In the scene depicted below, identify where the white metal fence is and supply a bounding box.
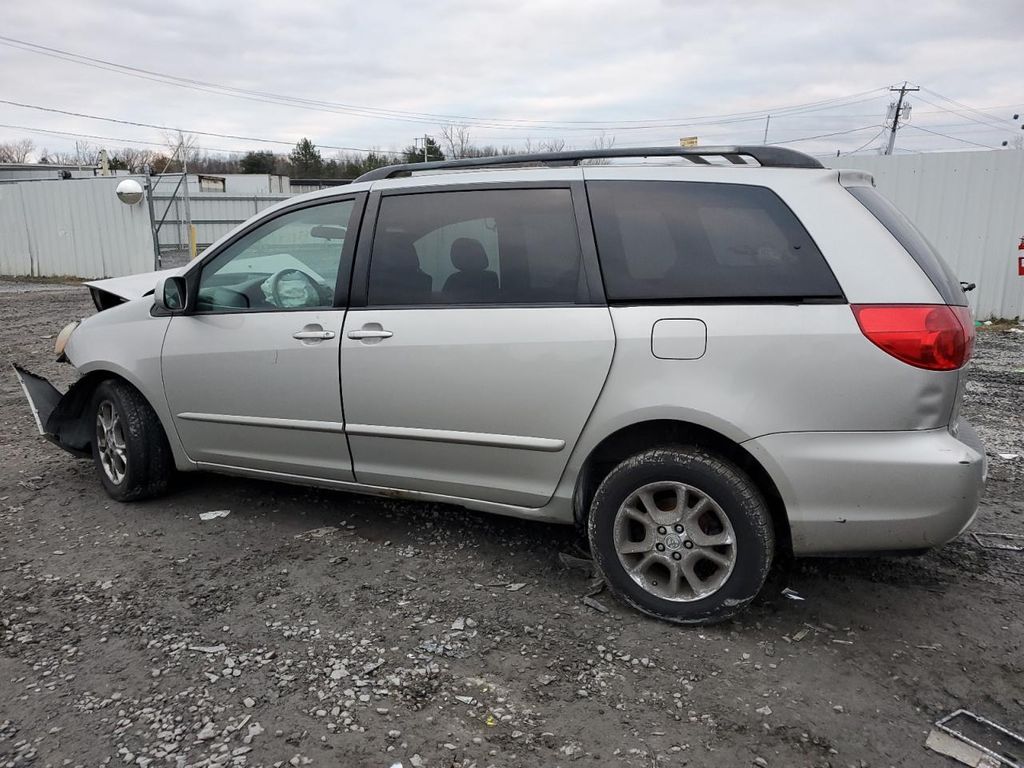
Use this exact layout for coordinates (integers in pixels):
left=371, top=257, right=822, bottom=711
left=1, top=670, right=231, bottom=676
left=829, top=150, right=1024, bottom=319
left=0, top=176, right=155, bottom=278
left=151, top=193, right=291, bottom=252
left=2, top=154, right=1023, bottom=316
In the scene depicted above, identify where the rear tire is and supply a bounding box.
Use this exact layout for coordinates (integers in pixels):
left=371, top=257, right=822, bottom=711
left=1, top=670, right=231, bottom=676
left=90, top=379, right=174, bottom=502
left=587, top=445, right=773, bottom=625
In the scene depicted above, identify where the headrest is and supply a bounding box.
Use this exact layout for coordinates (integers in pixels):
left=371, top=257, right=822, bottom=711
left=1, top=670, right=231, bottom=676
left=377, top=237, right=421, bottom=269
left=450, top=238, right=488, bottom=272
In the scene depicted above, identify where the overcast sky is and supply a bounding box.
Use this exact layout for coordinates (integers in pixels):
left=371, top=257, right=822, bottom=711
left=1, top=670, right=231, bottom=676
left=2, top=0, right=1022, bottom=161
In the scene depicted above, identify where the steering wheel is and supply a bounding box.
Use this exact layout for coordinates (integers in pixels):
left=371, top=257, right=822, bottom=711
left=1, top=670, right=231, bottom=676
left=268, top=268, right=323, bottom=308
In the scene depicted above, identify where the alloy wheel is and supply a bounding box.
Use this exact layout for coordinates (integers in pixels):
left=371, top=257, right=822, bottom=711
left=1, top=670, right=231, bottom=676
left=612, top=481, right=737, bottom=601
left=95, top=399, right=128, bottom=485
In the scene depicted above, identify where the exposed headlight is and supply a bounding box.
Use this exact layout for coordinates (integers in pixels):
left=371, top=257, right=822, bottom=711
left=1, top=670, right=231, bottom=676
left=54, top=321, right=80, bottom=360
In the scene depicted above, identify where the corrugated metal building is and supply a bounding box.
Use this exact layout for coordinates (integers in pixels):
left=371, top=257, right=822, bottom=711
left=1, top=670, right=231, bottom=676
left=178, top=173, right=290, bottom=195
left=0, top=162, right=106, bottom=181
left=0, top=175, right=154, bottom=277
left=828, top=150, right=1024, bottom=319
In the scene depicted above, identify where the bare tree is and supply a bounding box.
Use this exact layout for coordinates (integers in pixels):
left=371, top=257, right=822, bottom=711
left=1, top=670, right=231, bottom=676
left=439, top=124, right=473, bottom=159
left=40, top=147, right=73, bottom=164
left=0, top=138, right=36, bottom=163
left=161, top=131, right=202, bottom=172
left=115, top=147, right=157, bottom=173
left=71, top=141, right=101, bottom=166
left=584, top=133, right=617, bottom=165
left=539, top=138, right=566, bottom=152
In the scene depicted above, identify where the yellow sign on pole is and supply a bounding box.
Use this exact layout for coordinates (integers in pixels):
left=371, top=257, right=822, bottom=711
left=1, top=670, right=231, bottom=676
left=679, top=136, right=699, bottom=148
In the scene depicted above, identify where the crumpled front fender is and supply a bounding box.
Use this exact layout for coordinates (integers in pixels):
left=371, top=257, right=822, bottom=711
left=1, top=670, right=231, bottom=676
left=12, top=364, right=96, bottom=458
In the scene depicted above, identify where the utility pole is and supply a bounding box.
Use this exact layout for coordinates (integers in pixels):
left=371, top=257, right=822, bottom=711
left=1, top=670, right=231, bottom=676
left=413, top=135, right=433, bottom=163
left=884, top=81, right=919, bottom=155
left=763, top=115, right=771, bottom=144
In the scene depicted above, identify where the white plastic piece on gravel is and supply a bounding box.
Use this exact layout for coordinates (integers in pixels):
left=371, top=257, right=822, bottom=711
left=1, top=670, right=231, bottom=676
left=998, top=453, right=1019, bottom=460
left=199, top=510, right=231, bottom=521
left=188, top=644, right=227, bottom=654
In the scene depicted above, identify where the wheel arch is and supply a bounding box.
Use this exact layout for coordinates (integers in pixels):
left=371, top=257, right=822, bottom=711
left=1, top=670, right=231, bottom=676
left=51, top=364, right=189, bottom=469
left=572, top=419, right=792, bottom=556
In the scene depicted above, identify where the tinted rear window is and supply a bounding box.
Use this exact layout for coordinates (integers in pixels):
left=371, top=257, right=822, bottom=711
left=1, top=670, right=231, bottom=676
left=368, top=189, right=583, bottom=306
left=847, top=186, right=966, bottom=306
left=588, top=181, right=842, bottom=302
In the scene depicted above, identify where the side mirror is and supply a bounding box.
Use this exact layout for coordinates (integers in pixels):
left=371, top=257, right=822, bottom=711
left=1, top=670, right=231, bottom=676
left=154, top=275, right=188, bottom=313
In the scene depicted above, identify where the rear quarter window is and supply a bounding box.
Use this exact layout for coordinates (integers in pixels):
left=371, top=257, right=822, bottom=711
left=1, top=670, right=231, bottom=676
left=847, top=186, right=967, bottom=306
left=587, top=180, right=843, bottom=302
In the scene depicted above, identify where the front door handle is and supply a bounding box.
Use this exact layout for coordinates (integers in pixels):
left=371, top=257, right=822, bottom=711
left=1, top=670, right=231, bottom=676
left=293, top=328, right=336, bottom=341
left=347, top=329, right=393, bottom=340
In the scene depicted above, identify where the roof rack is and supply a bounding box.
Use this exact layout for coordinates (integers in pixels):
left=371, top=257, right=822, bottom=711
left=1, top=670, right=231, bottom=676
left=354, top=145, right=823, bottom=182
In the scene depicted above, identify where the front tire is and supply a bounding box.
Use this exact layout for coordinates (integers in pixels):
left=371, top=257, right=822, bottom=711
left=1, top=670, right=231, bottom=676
left=90, top=379, right=174, bottom=502
left=587, top=446, right=774, bottom=625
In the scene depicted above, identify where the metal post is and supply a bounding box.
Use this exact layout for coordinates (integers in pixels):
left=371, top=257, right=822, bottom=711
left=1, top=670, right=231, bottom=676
left=175, top=196, right=183, bottom=253
left=423, top=135, right=428, bottom=163
left=143, top=173, right=161, bottom=269
left=763, top=115, right=771, bottom=144
left=181, top=142, right=195, bottom=259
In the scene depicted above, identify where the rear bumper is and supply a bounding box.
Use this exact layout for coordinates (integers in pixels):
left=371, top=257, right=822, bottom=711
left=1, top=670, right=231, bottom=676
left=743, top=422, right=987, bottom=556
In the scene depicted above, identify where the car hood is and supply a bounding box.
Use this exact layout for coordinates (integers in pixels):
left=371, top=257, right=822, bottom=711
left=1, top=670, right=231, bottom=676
left=84, top=265, right=188, bottom=310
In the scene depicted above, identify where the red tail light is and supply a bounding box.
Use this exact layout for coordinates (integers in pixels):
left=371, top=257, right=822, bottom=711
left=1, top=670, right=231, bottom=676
left=851, top=304, right=974, bottom=371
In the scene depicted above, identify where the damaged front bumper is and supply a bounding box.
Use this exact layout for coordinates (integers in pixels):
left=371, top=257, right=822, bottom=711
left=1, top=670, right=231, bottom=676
left=12, top=364, right=93, bottom=458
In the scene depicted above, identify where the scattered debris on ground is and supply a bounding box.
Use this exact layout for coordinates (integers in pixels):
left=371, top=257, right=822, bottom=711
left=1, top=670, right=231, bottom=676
left=1, top=282, right=1022, bottom=766
left=972, top=532, right=1024, bottom=552
left=199, top=509, right=231, bottom=521
left=926, top=709, right=1023, bottom=767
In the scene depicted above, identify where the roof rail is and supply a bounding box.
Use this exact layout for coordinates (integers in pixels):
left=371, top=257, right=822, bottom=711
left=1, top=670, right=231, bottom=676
left=354, top=145, right=823, bottom=182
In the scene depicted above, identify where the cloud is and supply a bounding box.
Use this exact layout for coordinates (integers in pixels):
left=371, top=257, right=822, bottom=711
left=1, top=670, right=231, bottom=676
left=1, top=0, right=1021, bottom=159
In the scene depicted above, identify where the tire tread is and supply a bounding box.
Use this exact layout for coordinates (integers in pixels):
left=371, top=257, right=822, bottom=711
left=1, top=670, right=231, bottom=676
left=92, top=379, right=174, bottom=502
left=587, top=444, right=774, bottom=625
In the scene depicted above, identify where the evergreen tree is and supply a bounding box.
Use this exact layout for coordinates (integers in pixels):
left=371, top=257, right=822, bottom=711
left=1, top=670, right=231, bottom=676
left=289, top=138, right=324, bottom=177
left=240, top=150, right=276, bottom=174
left=402, top=137, right=444, bottom=164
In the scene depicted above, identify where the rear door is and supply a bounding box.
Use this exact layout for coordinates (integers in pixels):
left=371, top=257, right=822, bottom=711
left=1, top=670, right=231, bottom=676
left=340, top=181, right=614, bottom=507
left=161, top=195, right=364, bottom=480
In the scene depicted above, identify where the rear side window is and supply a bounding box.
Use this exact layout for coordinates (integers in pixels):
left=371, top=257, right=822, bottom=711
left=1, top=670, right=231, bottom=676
left=368, top=189, right=583, bottom=306
left=587, top=181, right=842, bottom=302
left=847, top=186, right=966, bottom=306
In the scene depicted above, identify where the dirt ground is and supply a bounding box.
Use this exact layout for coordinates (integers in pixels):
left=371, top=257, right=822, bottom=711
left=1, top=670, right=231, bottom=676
left=1, top=281, right=1022, bottom=768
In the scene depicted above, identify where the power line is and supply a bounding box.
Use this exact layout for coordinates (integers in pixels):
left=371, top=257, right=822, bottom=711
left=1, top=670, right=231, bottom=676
left=0, top=34, right=891, bottom=131
left=848, top=127, right=888, bottom=154
left=0, top=99, right=403, bottom=154
left=772, top=125, right=881, bottom=145
left=0, top=122, right=241, bottom=154
left=905, top=124, right=996, bottom=149
left=920, top=87, right=1016, bottom=129
left=913, top=92, right=1012, bottom=132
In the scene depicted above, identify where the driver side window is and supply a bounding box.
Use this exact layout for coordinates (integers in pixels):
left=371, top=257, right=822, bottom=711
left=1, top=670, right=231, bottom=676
left=196, top=199, right=355, bottom=312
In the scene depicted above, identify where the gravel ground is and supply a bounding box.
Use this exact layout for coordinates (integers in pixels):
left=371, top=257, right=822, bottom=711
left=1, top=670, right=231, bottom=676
left=1, top=282, right=1022, bottom=768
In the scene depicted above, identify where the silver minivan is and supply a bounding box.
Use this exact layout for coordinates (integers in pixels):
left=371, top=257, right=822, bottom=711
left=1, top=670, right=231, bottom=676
left=15, top=146, right=986, bottom=624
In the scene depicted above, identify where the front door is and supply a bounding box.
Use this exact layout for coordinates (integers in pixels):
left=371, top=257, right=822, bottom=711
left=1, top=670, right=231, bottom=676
left=341, top=186, right=614, bottom=507
left=162, top=197, right=362, bottom=480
